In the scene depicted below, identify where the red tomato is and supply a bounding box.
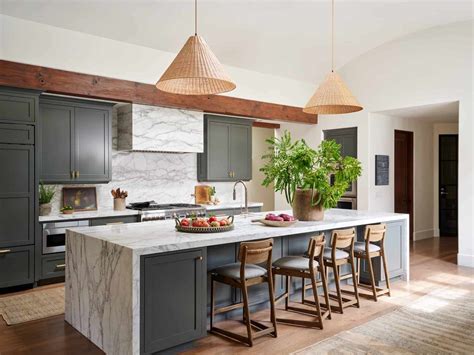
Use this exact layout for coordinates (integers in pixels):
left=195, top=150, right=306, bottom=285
left=208, top=216, right=218, bottom=223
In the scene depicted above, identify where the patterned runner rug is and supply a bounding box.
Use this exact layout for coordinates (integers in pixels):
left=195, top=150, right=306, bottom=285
left=0, top=286, right=64, bottom=325
left=293, top=287, right=474, bottom=354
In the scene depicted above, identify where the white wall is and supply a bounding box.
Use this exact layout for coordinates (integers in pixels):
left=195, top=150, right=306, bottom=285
left=433, top=123, right=459, bottom=236
left=0, top=14, right=314, bottom=107
left=336, top=21, right=473, bottom=266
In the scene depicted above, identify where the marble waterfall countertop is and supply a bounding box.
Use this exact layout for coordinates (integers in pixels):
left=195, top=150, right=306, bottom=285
left=67, top=209, right=408, bottom=256
left=65, top=208, right=409, bottom=355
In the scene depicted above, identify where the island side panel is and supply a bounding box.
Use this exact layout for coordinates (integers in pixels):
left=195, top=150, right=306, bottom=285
left=65, top=230, right=134, bottom=355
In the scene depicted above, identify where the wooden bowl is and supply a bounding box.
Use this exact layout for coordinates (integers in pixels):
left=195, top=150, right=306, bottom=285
left=253, top=219, right=298, bottom=227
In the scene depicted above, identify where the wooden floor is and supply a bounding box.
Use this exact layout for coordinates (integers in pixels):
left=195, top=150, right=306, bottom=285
left=0, top=237, right=470, bottom=355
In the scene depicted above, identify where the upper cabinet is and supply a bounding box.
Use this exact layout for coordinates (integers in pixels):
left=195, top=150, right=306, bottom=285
left=39, top=97, right=113, bottom=184
left=0, top=87, right=40, bottom=124
left=117, top=104, right=203, bottom=153
left=324, top=127, right=357, bottom=158
left=198, top=115, right=252, bottom=182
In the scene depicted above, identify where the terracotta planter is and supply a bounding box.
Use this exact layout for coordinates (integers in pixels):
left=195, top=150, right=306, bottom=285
left=291, top=189, right=324, bottom=221
left=114, top=198, right=126, bottom=211
left=39, top=203, right=52, bottom=216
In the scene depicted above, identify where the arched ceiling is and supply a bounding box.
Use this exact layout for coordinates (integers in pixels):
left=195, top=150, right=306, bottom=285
left=1, top=0, right=472, bottom=83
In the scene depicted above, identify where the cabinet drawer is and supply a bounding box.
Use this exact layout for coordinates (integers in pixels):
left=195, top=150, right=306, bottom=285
left=41, top=254, right=66, bottom=279
left=0, top=90, right=37, bottom=123
left=90, top=215, right=139, bottom=226
left=0, top=245, right=34, bottom=288
left=0, top=123, right=34, bottom=144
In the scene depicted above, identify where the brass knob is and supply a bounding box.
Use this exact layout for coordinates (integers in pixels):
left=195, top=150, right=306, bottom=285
left=196, top=256, right=203, bottom=261
left=76, top=171, right=80, bottom=178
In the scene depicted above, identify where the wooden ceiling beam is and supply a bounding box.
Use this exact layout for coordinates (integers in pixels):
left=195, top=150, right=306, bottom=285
left=0, top=60, right=317, bottom=124
left=252, top=121, right=281, bottom=129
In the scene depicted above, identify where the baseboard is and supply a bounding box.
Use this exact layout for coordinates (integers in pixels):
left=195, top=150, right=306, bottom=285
left=457, top=253, right=474, bottom=268
left=433, top=228, right=440, bottom=237
left=413, top=229, right=435, bottom=241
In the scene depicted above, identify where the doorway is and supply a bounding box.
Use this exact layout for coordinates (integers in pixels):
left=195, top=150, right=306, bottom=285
left=439, top=135, right=458, bottom=236
left=394, top=130, right=414, bottom=241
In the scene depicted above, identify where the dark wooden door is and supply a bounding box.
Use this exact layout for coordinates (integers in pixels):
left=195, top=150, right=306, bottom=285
left=439, top=135, right=458, bottom=236
left=394, top=130, right=413, bottom=240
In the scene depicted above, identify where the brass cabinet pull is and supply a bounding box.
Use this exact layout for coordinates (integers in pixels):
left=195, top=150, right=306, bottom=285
left=0, top=249, right=11, bottom=254
left=76, top=170, right=80, bottom=178
left=71, top=171, right=75, bottom=178
left=196, top=256, right=203, bottom=261
left=56, top=263, right=66, bottom=269
left=232, top=171, right=235, bottom=178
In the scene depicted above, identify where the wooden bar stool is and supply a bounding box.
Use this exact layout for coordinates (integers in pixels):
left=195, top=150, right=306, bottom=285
left=210, top=239, right=277, bottom=347
left=354, top=223, right=391, bottom=301
left=272, top=234, right=331, bottom=329
left=323, top=228, right=360, bottom=313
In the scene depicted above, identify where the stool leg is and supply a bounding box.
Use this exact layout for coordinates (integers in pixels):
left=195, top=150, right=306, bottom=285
left=332, top=264, right=344, bottom=313
left=350, top=258, right=360, bottom=308
left=210, top=277, right=215, bottom=330
left=241, top=282, right=253, bottom=346
left=367, top=255, right=378, bottom=301
left=301, top=277, right=305, bottom=304
left=310, top=271, right=323, bottom=329
left=381, top=250, right=391, bottom=297
left=356, top=257, right=361, bottom=285
left=285, top=276, right=291, bottom=310
left=319, top=265, right=331, bottom=320
left=267, top=274, right=278, bottom=337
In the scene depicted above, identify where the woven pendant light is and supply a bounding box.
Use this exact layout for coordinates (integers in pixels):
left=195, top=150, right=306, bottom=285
left=303, top=0, right=362, bottom=114
left=156, top=0, right=236, bottom=95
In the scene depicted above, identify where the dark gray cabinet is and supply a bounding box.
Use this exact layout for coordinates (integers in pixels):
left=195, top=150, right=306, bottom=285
left=0, top=87, right=39, bottom=124
left=89, top=215, right=139, bottom=226
left=39, top=97, right=112, bottom=184
left=0, top=245, right=34, bottom=288
left=0, top=144, right=34, bottom=247
left=198, top=115, right=252, bottom=182
left=324, top=127, right=357, bottom=158
left=141, top=248, right=207, bottom=354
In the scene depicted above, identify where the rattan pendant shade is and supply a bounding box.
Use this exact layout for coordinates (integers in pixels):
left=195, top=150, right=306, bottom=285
left=303, top=71, right=363, bottom=114
left=156, top=35, right=236, bottom=95
left=304, top=0, right=362, bottom=115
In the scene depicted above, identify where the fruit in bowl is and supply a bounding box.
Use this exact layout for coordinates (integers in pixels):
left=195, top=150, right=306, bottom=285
left=265, top=213, right=295, bottom=222
left=175, top=216, right=234, bottom=231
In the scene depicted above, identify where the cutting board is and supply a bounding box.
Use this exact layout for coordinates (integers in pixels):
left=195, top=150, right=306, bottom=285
left=194, top=185, right=210, bottom=204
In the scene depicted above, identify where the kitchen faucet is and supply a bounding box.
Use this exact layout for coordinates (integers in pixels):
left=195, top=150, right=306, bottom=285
left=233, top=180, right=248, bottom=215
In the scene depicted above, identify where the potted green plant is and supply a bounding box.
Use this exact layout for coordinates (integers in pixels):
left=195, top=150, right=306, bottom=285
left=260, top=131, right=362, bottom=221
left=208, top=186, right=217, bottom=204
left=39, top=182, right=55, bottom=216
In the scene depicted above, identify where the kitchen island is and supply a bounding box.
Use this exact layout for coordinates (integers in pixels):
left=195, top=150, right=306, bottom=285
left=65, top=209, right=409, bottom=355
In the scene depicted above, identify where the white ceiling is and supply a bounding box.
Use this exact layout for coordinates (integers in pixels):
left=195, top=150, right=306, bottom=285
left=377, top=101, right=459, bottom=123
left=1, top=0, right=472, bottom=83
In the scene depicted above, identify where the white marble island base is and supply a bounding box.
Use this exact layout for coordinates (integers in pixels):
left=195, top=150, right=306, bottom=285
left=65, top=209, right=409, bottom=355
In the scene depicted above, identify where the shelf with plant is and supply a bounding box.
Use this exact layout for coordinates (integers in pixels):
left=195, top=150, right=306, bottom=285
left=39, top=182, right=55, bottom=216
left=260, top=131, right=362, bottom=220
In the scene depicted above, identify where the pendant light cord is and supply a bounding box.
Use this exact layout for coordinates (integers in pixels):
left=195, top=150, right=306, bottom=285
left=331, top=0, right=335, bottom=72
left=195, top=0, right=198, bottom=35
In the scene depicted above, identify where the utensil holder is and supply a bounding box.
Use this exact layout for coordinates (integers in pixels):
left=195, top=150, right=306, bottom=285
left=114, top=198, right=126, bottom=211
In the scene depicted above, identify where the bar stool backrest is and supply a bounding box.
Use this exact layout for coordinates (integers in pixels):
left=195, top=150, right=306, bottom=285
left=365, top=224, right=386, bottom=243
left=238, top=238, right=274, bottom=266
left=331, top=228, right=356, bottom=250
left=306, top=234, right=326, bottom=260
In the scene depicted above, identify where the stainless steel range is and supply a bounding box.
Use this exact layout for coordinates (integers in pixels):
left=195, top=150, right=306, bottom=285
left=127, top=201, right=206, bottom=222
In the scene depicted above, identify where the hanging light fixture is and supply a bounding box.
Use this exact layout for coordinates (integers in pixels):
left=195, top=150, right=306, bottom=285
left=156, top=0, right=236, bottom=95
left=304, top=0, right=362, bottom=114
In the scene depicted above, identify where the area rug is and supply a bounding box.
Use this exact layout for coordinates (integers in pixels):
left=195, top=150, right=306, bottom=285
left=293, top=287, right=474, bottom=354
left=0, top=286, right=65, bottom=325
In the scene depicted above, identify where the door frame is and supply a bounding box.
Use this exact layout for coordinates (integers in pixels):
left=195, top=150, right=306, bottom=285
left=438, top=134, right=458, bottom=237
left=394, top=130, right=414, bottom=241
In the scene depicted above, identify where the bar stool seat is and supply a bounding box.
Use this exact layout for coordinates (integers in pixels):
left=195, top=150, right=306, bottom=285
left=354, top=242, right=380, bottom=253
left=323, top=248, right=349, bottom=260
left=273, top=256, right=318, bottom=271
left=213, top=262, right=267, bottom=279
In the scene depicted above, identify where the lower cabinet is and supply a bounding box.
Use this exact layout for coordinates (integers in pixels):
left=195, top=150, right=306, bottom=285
left=140, top=248, right=207, bottom=354
left=0, top=245, right=34, bottom=288
left=41, top=254, right=66, bottom=279
left=90, top=215, right=139, bottom=226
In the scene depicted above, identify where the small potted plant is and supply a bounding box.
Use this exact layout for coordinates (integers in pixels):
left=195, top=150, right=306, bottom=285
left=260, top=131, right=362, bottom=221
left=60, top=205, right=74, bottom=215
left=111, top=188, right=128, bottom=211
left=208, top=186, right=217, bottom=204
left=39, top=182, right=55, bottom=216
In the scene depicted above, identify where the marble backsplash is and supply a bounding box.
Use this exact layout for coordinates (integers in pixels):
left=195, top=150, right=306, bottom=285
left=47, top=107, right=243, bottom=214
